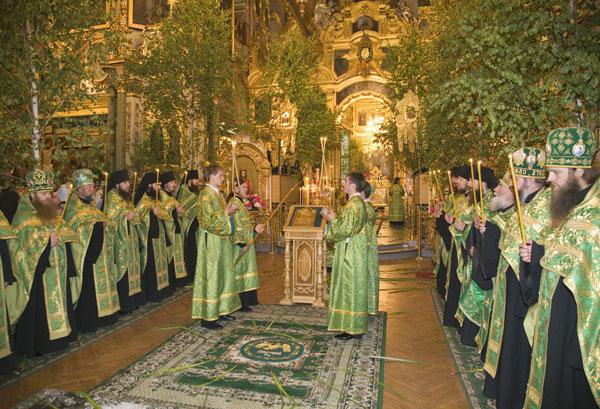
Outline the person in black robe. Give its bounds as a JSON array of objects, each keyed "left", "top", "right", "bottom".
[
  {"left": 472, "top": 176, "right": 516, "bottom": 401},
  {"left": 520, "top": 165, "right": 599, "bottom": 409},
  {"left": 72, "top": 194, "right": 119, "bottom": 333},
  {"left": 179, "top": 170, "right": 202, "bottom": 284},
  {"left": 442, "top": 165, "right": 470, "bottom": 328},
  {"left": 160, "top": 170, "right": 187, "bottom": 288},
  {"left": 12, "top": 183, "right": 79, "bottom": 356},
  {"left": 135, "top": 172, "right": 173, "bottom": 303},
  {"left": 0, "top": 218, "right": 17, "bottom": 374},
  {"left": 458, "top": 166, "right": 498, "bottom": 347},
  {"left": 477, "top": 176, "right": 544, "bottom": 409},
  {"left": 106, "top": 170, "right": 146, "bottom": 313}
]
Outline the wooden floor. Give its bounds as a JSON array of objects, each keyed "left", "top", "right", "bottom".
[{"left": 0, "top": 253, "right": 468, "bottom": 409}]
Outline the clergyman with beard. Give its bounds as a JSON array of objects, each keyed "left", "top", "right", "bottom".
[
  {"left": 63, "top": 169, "right": 120, "bottom": 333},
  {"left": 134, "top": 171, "right": 173, "bottom": 303},
  {"left": 159, "top": 170, "right": 188, "bottom": 288},
  {"left": 8, "top": 169, "right": 79, "bottom": 357},
  {"left": 176, "top": 169, "right": 202, "bottom": 283},
  {"left": 481, "top": 147, "right": 550, "bottom": 409},
  {"left": 104, "top": 170, "right": 145, "bottom": 313},
  {"left": 519, "top": 128, "right": 599, "bottom": 409}
]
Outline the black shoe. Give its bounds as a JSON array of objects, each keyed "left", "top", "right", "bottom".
[
  {"left": 239, "top": 307, "right": 253, "bottom": 312},
  {"left": 218, "top": 315, "right": 236, "bottom": 321},
  {"left": 201, "top": 320, "right": 223, "bottom": 330}
]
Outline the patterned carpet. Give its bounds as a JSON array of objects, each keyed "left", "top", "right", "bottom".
[
  {"left": 91, "top": 304, "right": 387, "bottom": 409},
  {"left": 431, "top": 290, "right": 495, "bottom": 409},
  {"left": 0, "top": 287, "right": 192, "bottom": 390}
]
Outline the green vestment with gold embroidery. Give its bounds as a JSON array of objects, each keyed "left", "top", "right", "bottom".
[
  {"left": 63, "top": 195, "right": 120, "bottom": 316},
  {"left": 7, "top": 197, "right": 79, "bottom": 340},
  {"left": 228, "top": 196, "right": 260, "bottom": 293},
  {"left": 160, "top": 191, "right": 187, "bottom": 281},
  {"left": 458, "top": 190, "right": 496, "bottom": 349},
  {"left": 476, "top": 206, "right": 516, "bottom": 354},
  {"left": 0, "top": 212, "right": 15, "bottom": 359},
  {"left": 327, "top": 195, "right": 369, "bottom": 335},
  {"left": 192, "top": 186, "right": 241, "bottom": 320},
  {"left": 105, "top": 189, "right": 143, "bottom": 296},
  {"left": 484, "top": 187, "right": 551, "bottom": 378},
  {"left": 523, "top": 181, "right": 600, "bottom": 408},
  {"left": 389, "top": 184, "right": 405, "bottom": 222},
  {"left": 136, "top": 195, "right": 171, "bottom": 292},
  {"left": 177, "top": 184, "right": 199, "bottom": 236},
  {"left": 364, "top": 201, "right": 379, "bottom": 315}
]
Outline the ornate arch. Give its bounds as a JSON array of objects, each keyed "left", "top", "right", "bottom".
[{"left": 220, "top": 142, "right": 271, "bottom": 200}]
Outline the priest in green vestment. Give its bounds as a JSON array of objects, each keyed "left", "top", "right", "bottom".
[
  {"left": 134, "top": 171, "right": 173, "bottom": 303},
  {"left": 228, "top": 178, "right": 265, "bottom": 312},
  {"left": 323, "top": 171, "right": 368, "bottom": 339},
  {"left": 388, "top": 177, "right": 405, "bottom": 225},
  {"left": 482, "top": 148, "right": 549, "bottom": 409},
  {"left": 64, "top": 168, "right": 120, "bottom": 333},
  {"left": 8, "top": 169, "right": 79, "bottom": 356},
  {"left": 361, "top": 182, "right": 379, "bottom": 315},
  {"left": 192, "top": 164, "right": 241, "bottom": 330},
  {"left": 159, "top": 171, "right": 188, "bottom": 287},
  {"left": 520, "top": 127, "right": 599, "bottom": 409},
  {"left": 0, "top": 210, "right": 17, "bottom": 374},
  {"left": 105, "top": 170, "right": 144, "bottom": 312},
  {"left": 458, "top": 166, "right": 499, "bottom": 348},
  {"left": 177, "top": 170, "right": 202, "bottom": 282}
]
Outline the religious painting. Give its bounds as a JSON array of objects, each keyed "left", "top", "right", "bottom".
[
  {"left": 237, "top": 156, "right": 258, "bottom": 196},
  {"left": 287, "top": 206, "right": 325, "bottom": 228},
  {"left": 92, "top": 0, "right": 110, "bottom": 29},
  {"left": 128, "top": 0, "right": 170, "bottom": 29}
]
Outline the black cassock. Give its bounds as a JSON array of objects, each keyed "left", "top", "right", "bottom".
[
  {"left": 184, "top": 218, "right": 199, "bottom": 283},
  {"left": 14, "top": 241, "right": 78, "bottom": 357},
  {"left": 459, "top": 226, "right": 479, "bottom": 347},
  {"left": 165, "top": 207, "right": 187, "bottom": 288},
  {"left": 143, "top": 210, "right": 173, "bottom": 303},
  {"left": 0, "top": 238, "right": 17, "bottom": 374},
  {"left": 435, "top": 215, "right": 449, "bottom": 299},
  {"left": 74, "top": 222, "right": 119, "bottom": 333},
  {"left": 116, "top": 220, "right": 146, "bottom": 313},
  {"left": 474, "top": 206, "right": 512, "bottom": 402},
  {"left": 438, "top": 216, "right": 461, "bottom": 328},
  {"left": 523, "top": 186, "right": 597, "bottom": 409}
]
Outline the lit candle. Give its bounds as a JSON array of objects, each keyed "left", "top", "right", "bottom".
[
  {"left": 103, "top": 172, "right": 108, "bottom": 212},
  {"left": 155, "top": 168, "right": 160, "bottom": 204},
  {"left": 477, "top": 160, "right": 485, "bottom": 222}
]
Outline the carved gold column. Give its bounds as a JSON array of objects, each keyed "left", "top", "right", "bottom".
[{"left": 280, "top": 237, "right": 292, "bottom": 305}]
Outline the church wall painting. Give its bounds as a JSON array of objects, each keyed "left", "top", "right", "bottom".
[{"left": 128, "top": 0, "right": 170, "bottom": 29}]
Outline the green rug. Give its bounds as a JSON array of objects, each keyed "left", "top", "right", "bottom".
[
  {"left": 431, "top": 290, "right": 495, "bottom": 409},
  {"left": 91, "top": 304, "right": 387, "bottom": 408}
]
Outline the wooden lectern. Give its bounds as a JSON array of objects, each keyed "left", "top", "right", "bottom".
[{"left": 280, "top": 205, "right": 328, "bottom": 307}]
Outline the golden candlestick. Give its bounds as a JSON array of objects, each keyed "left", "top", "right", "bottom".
[
  {"left": 132, "top": 171, "right": 138, "bottom": 195},
  {"left": 508, "top": 155, "right": 526, "bottom": 244},
  {"left": 477, "top": 161, "right": 485, "bottom": 222},
  {"left": 103, "top": 172, "right": 109, "bottom": 213},
  {"left": 183, "top": 170, "right": 188, "bottom": 186},
  {"left": 432, "top": 170, "right": 444, "bottom": 205},
  {"left": 447, "top": 170, "right": 456, "bottom": 214},
  {"left": 469, "top": 159, "right": 478, "bottom": 216}
]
